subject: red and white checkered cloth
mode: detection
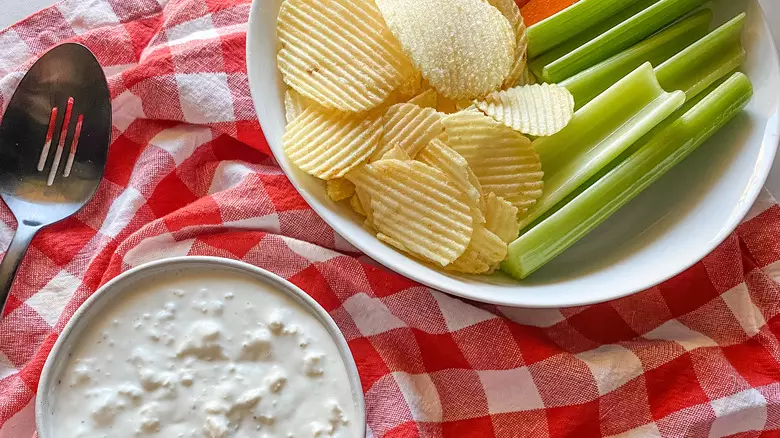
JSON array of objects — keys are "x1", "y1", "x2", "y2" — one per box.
[{"x1": 1, "y1": 0, "x2": 780, "y2": 436}]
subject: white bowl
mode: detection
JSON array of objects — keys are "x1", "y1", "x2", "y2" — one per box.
[
  {"x1": 35, "y1": 257, "x2": 366, "y2": 437},
  {"x1": 246, "y1": 0, "x2": 780, "y2": 308}
]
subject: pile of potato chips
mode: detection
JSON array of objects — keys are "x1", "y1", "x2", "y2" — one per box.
[{"x1": 277, "y1": 0, "x2": 575, "y2": 274}]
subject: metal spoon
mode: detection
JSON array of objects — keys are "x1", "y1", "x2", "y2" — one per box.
[{"x1": 0, "y1": 43, "x2": 111, "y2": 315}]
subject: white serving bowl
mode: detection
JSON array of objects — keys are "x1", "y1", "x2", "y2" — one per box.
[
  {"x1": 246, "y1": 0, "x2": 780, "y2": 308},
  {"x1": 36, "y1": 257, "x2": 366, "y2": 437}
]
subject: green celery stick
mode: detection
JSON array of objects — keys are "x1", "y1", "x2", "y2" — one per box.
[
  {"x1": 529, "y1": 13, "x2": 749, "y2": 230},
  {"x1": 526, "y1": 0, "x2": 639, "y2": 58},
  {"x1": 518, "y1": 63, "x2": 685, "y2": 231},
  {"x1": 656, "y1": 13, "x2": 747, "y2": 99},
  {"x1": 560, "y1": 10, "x2": 712, "y2": 109},
  {"x1": 541, "y1": 0, "x2": 709, "y2": 83},
  {"x1": 523, "y1": 73, "x2": 735, "y2": 232},
  {"x1": 502, "y1": 72, "x2": 753, "y2": 279},
  {"x1": 529, "y1": 0, "x2": 661, "y2": 79}
]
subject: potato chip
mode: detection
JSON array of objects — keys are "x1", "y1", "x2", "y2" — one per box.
[
  {"x1": 416, "y1": 138, "x2": 484, "y2": 223},
  {"x1": 381, "y1": 144, "x2": 412, "y2": 161},
  {"x1": 284, "y1": 106, "x2": 382, "y2": 180},
  {"x1": 456, "y1": 99, "x2": 476, "y2": 111},
  {"x1": 371, "y1": 103, "x2": 444, "y2": 161},
  {"x1": 376, "y1": 0, "x2": 515, "y2": 100},
  {"x1": 486, "y1": 0, "x2": 521, "y2": 26},
  {"x1": 514, "y1": 65, "x2": 537, "y2": 86},
  {"x1": 505, "y1": 18, "x2": 529, "y2": 89},
  {"x1": 485, "y1": 0, "x2": 528, "y2": 89},
  {"x1": 351, "y1": 160, "x2": 473, "y2": 266},
  {"x1": 346, "y1": 182, "x2": 376, "y2": 227},
  {"x1": 350, "y1": 193, "x2": 366, "y2": 216},
  {"x1": 437, "y1": 95, "x2": 460, "y2": 114},
  {"x1": 375, "y1": 232, "x2": 413, "y2": 255},
  {"x1": 476, "y1": 84, "x2": 575, "y2": 137},
  {"x1": 353, "y1": 185, "x2": 374, "y2": 225},
  {"x1": 326, "y1": 178, "x2": 356, "y2": 201},
  {"x1": 484, "y1": 192, "x2": 520, "y2": 243},
  {"x1": 446, "y1": 224, "x2": 507, "y2": 274},
  {"x1": 436, "y1": 95, "x2": 475, "y2": 113},
  {"x1": 467, "y1": 166, "x2": 487, "y2": 214},
  {"x1": 397, "y1": 69, "x2": 424, "y2": 100},
  {"x1": 284, "y1": 88, "x2": 312, "y2": 124},
  {"x1": 277, "y1": 0, "x2": 414, "y2": 112},
  {"x1": 408, "y1": 89, "x2": 437, "y2": 109},
  {"x1": 443, "y1": 110, "x2": 543, "y2": 213}
]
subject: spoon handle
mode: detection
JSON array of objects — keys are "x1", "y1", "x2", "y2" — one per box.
[{"x1": 0, "y1": 223, "x2": 39, "y2": 317}]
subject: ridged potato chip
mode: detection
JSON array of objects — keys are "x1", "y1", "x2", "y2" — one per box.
[
  {"x1": 485, "y1": 192, "x2": 520, "y2": 243},
  {"x1": 284, "y1": 88, "x2": 313, "y2": 124},
  {"x1": 351, "y1": 160, "x2": 473, "y2": 266},
  {"x1": 514, "y1": 65, "x2": 537, "y2": 87},
  {"x1": 284, "y1": 106, "x2": 382, "y2": 180},
  {"x1": 417, "y1": 138, "x2": 484, "y2": 223},
  {"x1": 408, "y1": 89, "x2": 437, "y2": 109},
  {"x1": 353, "y1": 186, "x2": 374, "y2": 226},
  {"x1": 486, "y1": 0, "x2": 528, "y2": 89},
  {"x1": 350, "y1": 193, "x2": 366, "y2": 216},
  {"x1": 277, "y1": 0, "x2": 414, "y2": 112},
  {"x1": 505, "y1": 19, "x2": 529, "y2": 89},
  {"x1": 476, "y1": 84, "x2": 575, "y2": 137},
  {"x1": 397, "y1": 69, "x2": 424, "y2": 100},
  {"x1": 487, "y1": 0, "x2": 521, "y2": 27},
  {"x1": 376, "y1": 0, "x2": 515, "y2": 100},
  {"x1": 381, "y1": 144, "x2": 412, "y2": 161},
  {"x1": 467, "y1": 167, "x2": 487, "y2": 214},
  {"x1": 446, "y1": 224, "x2": 507, "y2": 274},
  {"x1": 371, "y1": 103, "x2": 445, "y2": 161},
  {"x1": 326, "y1": 178, "x2": 356, "y2": 201},
  {"x1": 443, "y1": 110, "x2": 543, "y2": 213}
]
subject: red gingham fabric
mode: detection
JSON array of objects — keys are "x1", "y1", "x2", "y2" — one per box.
[{"x1": 1, "y1": 1, "x2": 780, "y2": 437}]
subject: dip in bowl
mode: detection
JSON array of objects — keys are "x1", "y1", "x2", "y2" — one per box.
[{"x1": 36, "y1": 257, "x2": 365, "y2": 438}]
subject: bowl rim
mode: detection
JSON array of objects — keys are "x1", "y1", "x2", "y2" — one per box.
[
  {"x1": 246, "y1": 0, "x2": 780, "y2": 308},
  {"x1": 35, "y1": 256, "x2": 367, "y2": 438}
]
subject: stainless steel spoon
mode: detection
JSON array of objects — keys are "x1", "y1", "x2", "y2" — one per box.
[{"x1": 0, "y1": 43, "x2": 111, "y2": 315}]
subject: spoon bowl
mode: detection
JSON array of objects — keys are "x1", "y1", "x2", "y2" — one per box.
[{"x1": 0, "y1": 43, "x2": 111, "y2": 314}]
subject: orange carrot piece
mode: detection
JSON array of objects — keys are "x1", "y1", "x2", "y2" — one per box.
[{"x1": 521, "y1": 0, "x2": 579, "y2": 27}]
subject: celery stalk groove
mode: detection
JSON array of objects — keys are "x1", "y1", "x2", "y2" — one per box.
[
  {"x1": 502, "y1": 73, "x2": 753, "y2": 280},
  {"x1": 560, "y1": 10, "x2": 712, "y2": 109},
  {"x1": 656, "y1": 13, "x2": 747, "y2": 99}
]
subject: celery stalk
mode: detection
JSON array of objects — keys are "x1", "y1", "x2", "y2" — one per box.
[
  {"x1": 529, "y1": 0, "x2": 661, "y2": 79},
  {"x1": 540, "y1": 0, "x2": 709, "y2": 83},
  {"x1": 560, "y1": 10, "x2": 712, "y2": 109},
  {"x1": 518, "y1": 63, "x2": 686, "y2": 231},
  {"x1": 523, "y1": 74, "x2": 734, "y2": 233},
  {"x1": 502, "y1": 73, "x2": 753, "y2": 279},
  {"x1": 534, "y1": 13, "x2": 748, "y2": 229},
  {"x1": 526, "y1": 0, "x2": 640, "y2": 58},
  {"x1": 656, "y1": 13, "x2": 747, "y2": 99}
]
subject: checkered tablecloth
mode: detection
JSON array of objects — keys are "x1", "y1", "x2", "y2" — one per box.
[{"x1": 1, "y1": 0, "x2": 780, "y2": 436}]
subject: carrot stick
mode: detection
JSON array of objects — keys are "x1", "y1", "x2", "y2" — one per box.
[{"x1": 521, "y1": 0, "x2": 579, "y2": 27}]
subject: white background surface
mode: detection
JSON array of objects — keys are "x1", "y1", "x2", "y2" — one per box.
[{"x1": 2, "y1": 0, "x2": 780, "y2": 195}]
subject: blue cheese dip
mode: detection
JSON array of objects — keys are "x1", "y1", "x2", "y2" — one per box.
[{"x1": 50, "y1": 269, "x2": 358, "y2": 438}]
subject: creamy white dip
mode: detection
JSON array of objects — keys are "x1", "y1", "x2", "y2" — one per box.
[{"x1": 50, "y1": 269, "x2": 358, "y2": 438}]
